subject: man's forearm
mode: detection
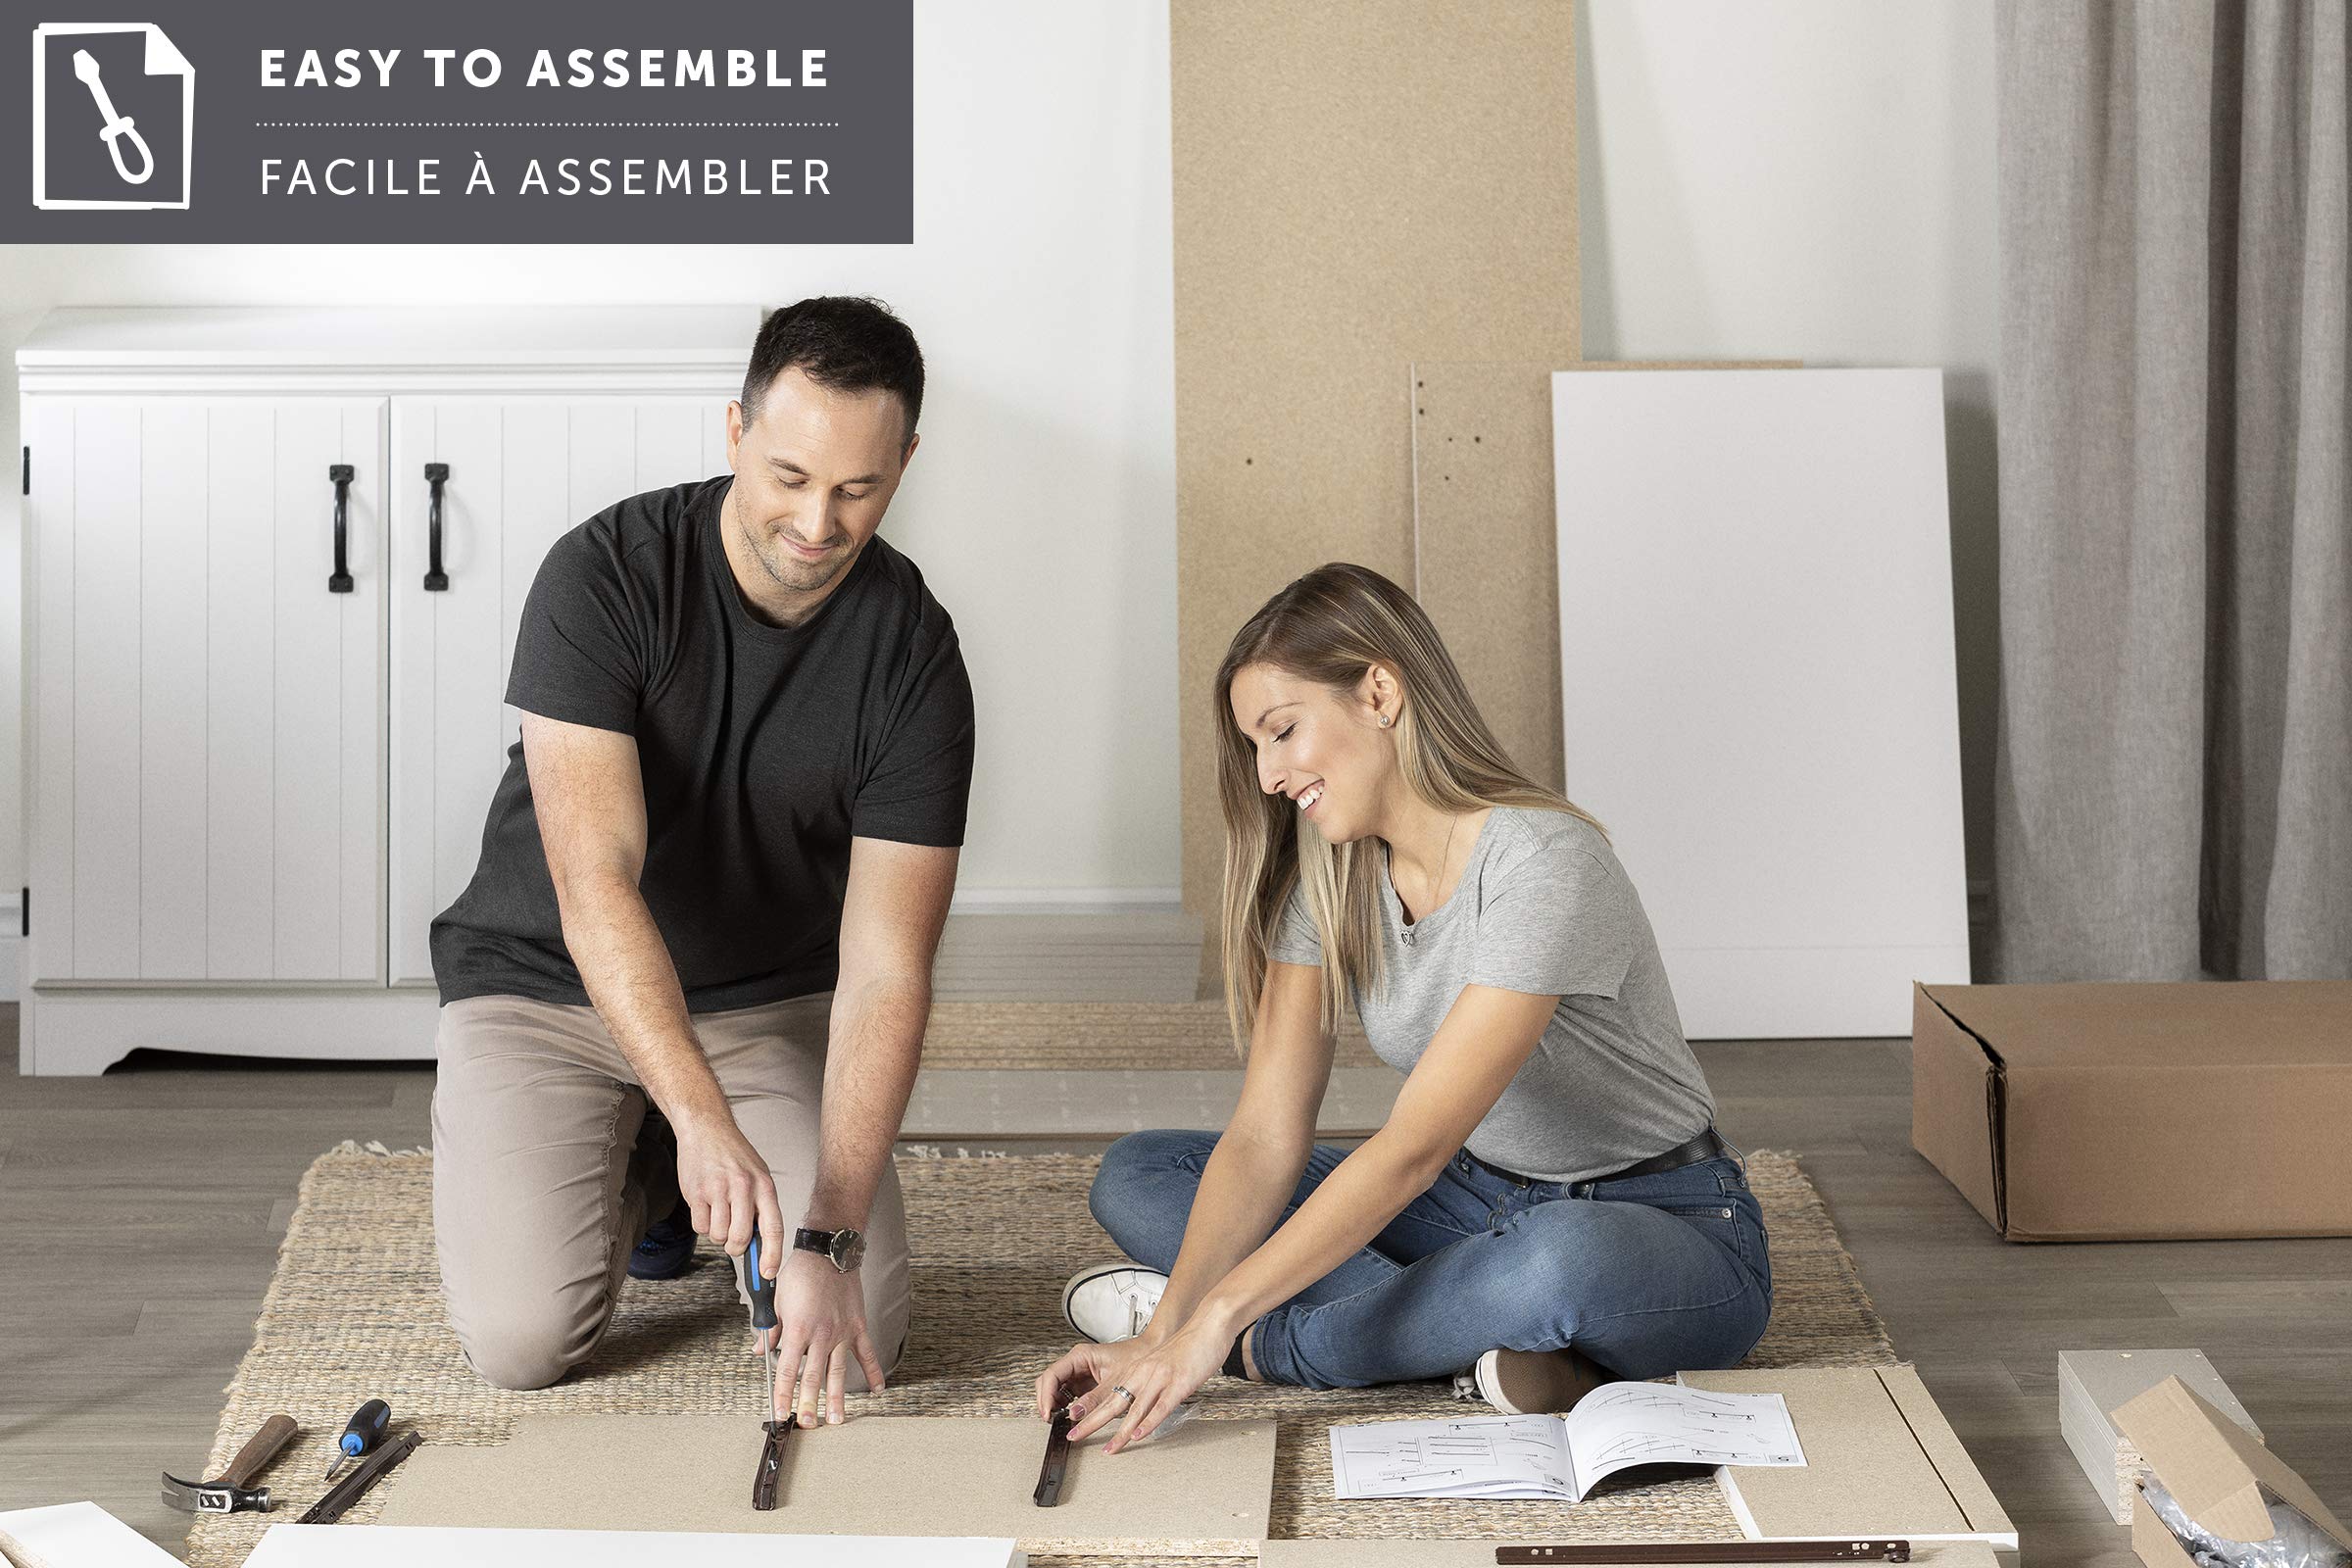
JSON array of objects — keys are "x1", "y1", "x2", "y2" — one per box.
[
  {"x1": 805, "y1": 971, "x2": 931, "y2": 1229},
  {"x1": 557, "y1": 866, "x2": 726, "y2": 1125}
]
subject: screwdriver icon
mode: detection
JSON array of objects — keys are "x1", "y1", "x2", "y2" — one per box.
[{"x1": 70, "y1": 48, "x2": 156, "y2": 185}]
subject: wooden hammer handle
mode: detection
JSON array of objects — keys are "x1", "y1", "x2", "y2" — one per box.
[{"x1": 220, "y1": 1414, "x2": 299, "y2": 1489}]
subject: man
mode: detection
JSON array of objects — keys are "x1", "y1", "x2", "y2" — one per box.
[{"x1": 428, "y1": 297, "x2": 973, "y2": 1430}]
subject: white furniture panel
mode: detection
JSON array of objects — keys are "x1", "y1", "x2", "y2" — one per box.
[
  {"x1": 138, "y1": 406, "x2": 211, "y2": 978},
  {"x1": 24, "y1": 398, "x2": 75, "y2": 983},
  {"x1": 387, "y1": 399, "x2": 729, "y2": 986},
  {"x1": 25, "y1": 397, "x2": 386, "y2": 986},
  {"x1": 1550, "y1": 368, "x2": 1969, "y2": 1039}
]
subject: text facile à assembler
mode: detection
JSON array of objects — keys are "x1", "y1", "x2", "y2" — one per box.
[{"x1": 260, "y1": 47, "x2": 829, "y2": 90}]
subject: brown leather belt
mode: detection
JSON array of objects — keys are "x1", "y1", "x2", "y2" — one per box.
[{"x1": 1469, "y1": 1126, "x2": 1729, "y2": 1189}]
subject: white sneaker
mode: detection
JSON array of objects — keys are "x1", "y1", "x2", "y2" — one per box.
[
  {"x1": 1060, "y1": 1263, "x2": 1170, "y2": 1344},
  {"x1": 1450, "y1": 1346, "x2": 1611, "y2": 1415}
]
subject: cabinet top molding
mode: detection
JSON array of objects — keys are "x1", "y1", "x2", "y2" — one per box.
[{"x1": 18, "y1": 306, "x2": 760, "y2": 394}]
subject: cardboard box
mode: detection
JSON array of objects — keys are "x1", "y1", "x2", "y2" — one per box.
[
  {"x1": 1910, "y1": 980, "x2": 2352, "y2": 1241},
  {"x1": 2058, "y1": 1349, "x2": 2261, "y2": 1524},
  {"x1": 2114, "y1": 1376, "x2": 2352, "y2": 1568}
]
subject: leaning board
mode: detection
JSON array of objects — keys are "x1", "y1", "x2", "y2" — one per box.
[
  {"x1": 374, "y1": 1413, "x2": 1275, "y2": 1557},
  {"x1": 1550, "y1": 369, "x2": 1970, "y2": 1038},
  {"x1": 1172, "y1": 0, "x2": 1583, "y2": 926}
]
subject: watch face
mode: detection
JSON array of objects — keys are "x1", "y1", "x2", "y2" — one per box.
[{"x1": 833, "y1": 1229, "x2": 865, "y2": 1272}]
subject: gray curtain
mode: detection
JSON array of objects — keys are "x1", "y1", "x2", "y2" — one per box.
[{"x1": 1992, "y1": 0, "x2": 2350, "y2": 982}]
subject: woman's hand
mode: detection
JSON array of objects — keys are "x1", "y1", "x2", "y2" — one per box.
[{"x1": 1052, "y1": 1319, "x2": 1237, "y2": 1454}]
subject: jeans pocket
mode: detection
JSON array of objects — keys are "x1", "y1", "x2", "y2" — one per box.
[{"x1": 1658, "y1": 1200, "x2": 1747, "y2": 1265}]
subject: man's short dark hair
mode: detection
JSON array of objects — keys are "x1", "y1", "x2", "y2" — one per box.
[{"x1": 741, "y1": 295, "x2": 924, "y2": 439}]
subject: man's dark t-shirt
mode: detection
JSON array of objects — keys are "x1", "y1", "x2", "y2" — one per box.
[{"x1": 429, "y1": 475, "x2": 975, "y2": 1011}]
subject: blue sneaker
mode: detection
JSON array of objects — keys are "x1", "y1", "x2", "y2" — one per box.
[{"x1": 628, "y1": 1198, "x2": 698, "y2": 1281}]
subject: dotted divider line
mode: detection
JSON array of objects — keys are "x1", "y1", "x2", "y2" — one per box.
[{"x1": 255, "y1": 122, "x2": 842, "y2": 129}]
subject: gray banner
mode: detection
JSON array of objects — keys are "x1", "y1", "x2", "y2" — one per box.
[{"x1": 3, "y1": 0, "x2": 910, "y2": 242}]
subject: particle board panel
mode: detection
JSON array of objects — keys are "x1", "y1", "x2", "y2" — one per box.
[
  {"x1": 1171, "y1": 0, "x2": 1583, "y2": 922},
  {"x1": 1260, "y1": 1544, "x2": 2000, "y2": 1568},
  {"x1": 375, "y1": 1412, "x2": 1276, "y2": 1556},
  {"x1": 1410, "y1": 360, "x2": 1800, "y2": 792},
  {"x1": 243, "y1": 1527, "x2": 1019, "y2": 1568}
]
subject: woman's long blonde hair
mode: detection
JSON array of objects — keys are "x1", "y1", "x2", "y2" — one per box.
[{"x1": 1215, "y1": 563, "x2": 1606, "y2": 1049}]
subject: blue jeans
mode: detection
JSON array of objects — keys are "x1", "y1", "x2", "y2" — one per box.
[{"x1": 1088, "y1": 1129, "x2": 1774, "y2": 1391}]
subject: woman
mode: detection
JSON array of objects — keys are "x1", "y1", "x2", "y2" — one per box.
[{"x1": 1036, "y1": 564, "x2": 1771, "y2": 1453}]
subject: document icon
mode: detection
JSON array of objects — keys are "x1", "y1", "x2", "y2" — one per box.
[{"x1": 31, "y1": 22, "x2": 194, "y2": 210}]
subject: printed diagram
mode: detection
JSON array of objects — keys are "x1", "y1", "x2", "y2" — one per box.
[
  {"x1": 1582, "y1": 1386, "x2": 1762, "y2": 1419},
  {"x1": 31, "y1": 23, "x2": 196, "y2": 210}
]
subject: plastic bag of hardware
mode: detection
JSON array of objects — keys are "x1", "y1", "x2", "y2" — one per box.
[{"x1": 2141, "y1": 1477, "x2": 2352, "y2": 1568}]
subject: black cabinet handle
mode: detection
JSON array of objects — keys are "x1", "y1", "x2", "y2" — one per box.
[
  {"x1": 327, "y1": 465, "x2": 355, "y2": 593},
  {"x1": 423, "y1": 463, "x2": 450, "y2": 591}
]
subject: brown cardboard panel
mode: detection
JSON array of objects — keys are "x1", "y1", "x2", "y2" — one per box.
[
  {"x1": 1677, "y1": 1367, "x2": 2014, "y2": 1546},
  {"x1": 2118, "y1": 1378, "x2": 2352, "y2": 1552},
  {"x1": 1908, "y1": 982, "x2": 2005, "y2": 1234},
  {"x1": 1913, "y1": 981, "x2": 2352, "y2": 1241},
  {"x1": 374, "y1": 1413, "x2": 1275, "y2": 1556},
  {"x1": 2115, "y1": 1377, "x2": 2352, "y2": 1556},
  {"x1": 1409, "y1": 360, "x2": 1799, "y2": 792},
  {"x1": 1172, "y1": 2, "x2": 1583, "y2": 921},
  {"x1": 1917, "y1": 981, "x2": 2352, "y2": 1068},
  {"x1": 1259, "y1": 1544, "x2": 2001, "y2": 1567}
]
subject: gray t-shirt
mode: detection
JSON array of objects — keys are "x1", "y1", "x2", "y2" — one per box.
[{"x1": 1272, "y1": 805, "x2": 1713, "y2": 1183}]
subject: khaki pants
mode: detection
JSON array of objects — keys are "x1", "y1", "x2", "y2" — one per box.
[{"x1": 430, "y1": 992, "x2": 912, "y2": 1391}]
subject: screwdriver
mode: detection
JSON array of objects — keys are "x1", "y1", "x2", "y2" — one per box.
[
  {"x1": 323, "y1": 1398, "x2": 390, "y2": 1482},
  {"x1": 740, "y1": 1232, "x2": 780, "y2": 1421}
]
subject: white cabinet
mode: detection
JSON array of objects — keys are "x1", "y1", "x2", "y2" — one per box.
[
  {"x1": 385, "y1": 398, "x2": 730, "y2": 985},
  {"x1": 24, "y1": 397, "x2": 386, "y2": 985},
  {"x1": 17, "y1": 308, "x2": 751, "y2": 1072}
]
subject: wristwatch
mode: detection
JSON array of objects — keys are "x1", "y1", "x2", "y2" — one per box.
[{"x1": 794, "y1": 1226, "x2": 865, "y2": 1272}]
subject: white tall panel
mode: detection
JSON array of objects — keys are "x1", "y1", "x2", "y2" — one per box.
[
  {"x1": 139, "y1": 406, "x2": 212, "y2": 979},
  {"x1": 1551, "y1": 368, "x2": 1969, "y2": 1039},
  {"x1": 206, "y1": 404, "x2": 278, "y2": 979},
  {"x1": 24, "y1": 400, "x2": 75, "y2": 983},
  {"x1": 69, "y1": 406, "x2": 144, "y2": 979},
  {"x1": 389, "y1": 400, "x2": 725, "y2": 987}
]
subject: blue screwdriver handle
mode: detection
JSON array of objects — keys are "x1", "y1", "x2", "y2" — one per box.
[
  {"x1": 339, "y1": 1398, "x2": 391, "y2": 1458},
  {"x1": 741, "y1": 1233, "x2": 778, "y2": 1334}
]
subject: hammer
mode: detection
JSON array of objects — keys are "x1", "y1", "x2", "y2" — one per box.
[{"x1": 161, "y1": 1414, "x2": 299, "y2": 1514}]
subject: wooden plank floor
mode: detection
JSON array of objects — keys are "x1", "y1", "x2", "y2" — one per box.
[{"x1": 3, "y1": 913, "x2": 2347, "y2": 1563}]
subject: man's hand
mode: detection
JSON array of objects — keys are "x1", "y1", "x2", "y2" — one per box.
[
  {"x1": 673, "y1": 1111, "x2": 786, "y2": 1266},
  {"x1": 756, "y1": 1247, "x2": 888, "y2": 1426}
]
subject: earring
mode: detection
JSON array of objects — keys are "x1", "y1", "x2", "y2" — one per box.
[{"x1": 1379, "y1": 714, "x2": 1393, "y2": 728}]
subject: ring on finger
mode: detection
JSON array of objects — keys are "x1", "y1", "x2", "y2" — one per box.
[{"x1": 1110, "y1": 1384, "x2": 1135, "y2": 1403}]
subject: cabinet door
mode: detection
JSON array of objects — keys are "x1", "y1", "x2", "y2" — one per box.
[
  {"x1": 24, "y1": 397, "x2": 387, "y2": 984},
  {"x1": 387, "y1": 399, "x2": 729, "y2": 986}
]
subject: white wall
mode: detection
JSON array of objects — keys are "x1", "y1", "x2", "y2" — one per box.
[
  {"x1": 2, "y1": 2, "x2": 2004, "y2": 930},
  {"x1": 1578, "y1": 0, "x2": 2001, "y2": 916},
  {"x1": 0, "y1": 0, "x2": 1180, "y2": 908}
]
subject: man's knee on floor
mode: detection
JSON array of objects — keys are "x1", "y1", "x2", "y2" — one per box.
[{"x1": 457, "y1": 1309, "x2": 594, "y2": 1392}]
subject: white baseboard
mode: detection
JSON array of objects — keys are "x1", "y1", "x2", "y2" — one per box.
[{"x1": 948, "y1": 887, "x2": 1184, "y2": 916}]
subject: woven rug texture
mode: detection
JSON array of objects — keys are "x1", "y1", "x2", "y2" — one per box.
[
  {"x1": 918, "y1": 1001, "x2": 1380, "y2": 1070},
  {"x1": 185, "y1": 1146, "x2": 1893, "y2": 1568}
]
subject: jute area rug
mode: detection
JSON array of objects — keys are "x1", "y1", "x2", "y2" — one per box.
[
  {"x1": 186, "y1": 1147, "x2": 1893, "y2": 1568},
  {"x1": 918, "y1": 1001, "x2": 1381, "y2": 1070}
]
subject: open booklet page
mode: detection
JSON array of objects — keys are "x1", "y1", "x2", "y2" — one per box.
[{"x1": 1330, "y1": 1383, "x2": 1806, "y2": 1501}]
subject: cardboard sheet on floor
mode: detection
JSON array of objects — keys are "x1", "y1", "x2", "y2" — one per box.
[
  {"x1": 373, "y1": 1413, "x2": 1274, "y2": 1556},
  {"x1": 1409, "y1": 359, "x2": 1798, "y2": 792},
  {"x1": 1171, "y1": 1, "x2": 1581, "y2": 929},
  {"x1": 1259, "y1": 1543, "x2": 2000, "y2": 1568},
  {"x1": 243, "y1": 1525, "x2": 1020, "y2": 1568},
  {"x1": 1676, "y1": 1367, "x2": 2014, "y2": 1548}
]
